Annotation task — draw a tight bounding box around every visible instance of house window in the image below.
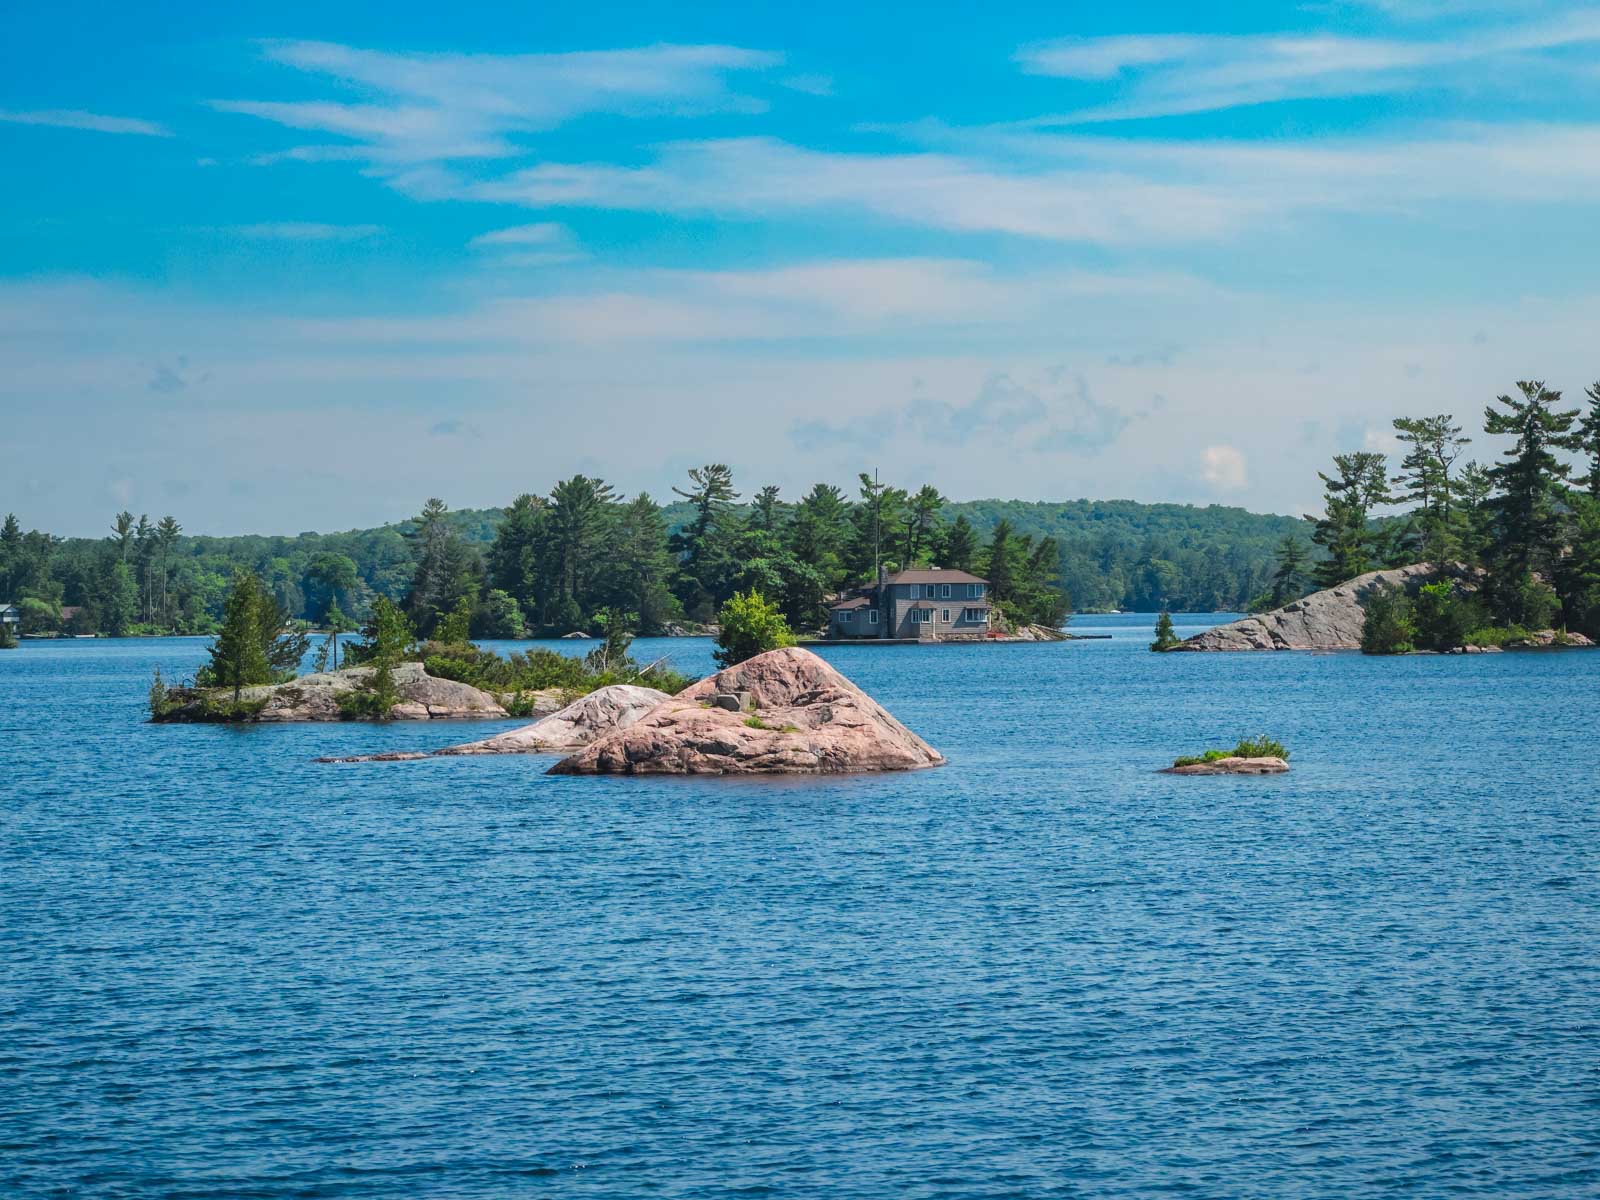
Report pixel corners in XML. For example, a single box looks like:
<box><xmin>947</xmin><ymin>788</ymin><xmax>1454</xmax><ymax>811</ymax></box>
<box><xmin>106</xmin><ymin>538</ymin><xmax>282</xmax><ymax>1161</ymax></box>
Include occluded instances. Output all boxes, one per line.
<box><xmin>963</xmin><ymin>608</ymin><xmax>987</xmax><ymax>622</ymax></box>
<box><xmin>940</xmin><ymin>584</ymin><xmax>951</xmax><ymax>598</ymax></box>
<box><xmin>909</xmin><ymin>584</ymin><xmax>920</xmax><ymax>599</ymax></box>
<box><xmin>969</xmin><ymin>583</ymin><xmax>984</xmax><ymax>598</ymax></box>
<box><xmin>869</xmin><ymin>610</ymin><xmax>879</xmax><ymax>625</ymax></box>
<box><xmin>909</xmin><ymin>608</ymin><xmax>921</xmax><ymax>623</ymax></box>
<box><xmin>839</xmin><ymin>610</ymin><xmax>853</xmax><ymax>621</ymax></box>
<box><xmin>941</xmin><ymin>609</ymin><xmax>951</xmax><ymax>623</ymax></box>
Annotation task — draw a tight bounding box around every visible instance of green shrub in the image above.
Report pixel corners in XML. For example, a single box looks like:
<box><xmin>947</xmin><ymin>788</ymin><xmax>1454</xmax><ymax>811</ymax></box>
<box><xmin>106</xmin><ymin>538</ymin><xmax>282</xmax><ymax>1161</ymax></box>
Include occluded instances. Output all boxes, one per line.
<box><xmin>714</xmin><ymin>589</ymin><xmax>795</xmax><ymax>668</ymax></box>
<box><xmin>1172</xmin><ymin>736</ymin><xmax>1288</xmax><ymax>767</ymax></box>
<box><xmin>147</xmin><ymin>668</ymin><xmax>174</xmax><ymax>720</ymax></box>
<box><xmin>1461</xmin><ymin>625</ymin><xmax>1528</xmax><ymax>648</ymax></box>
<box><xmin>1361</xmin><ymin>584</ymin><xmax>1416</xmax><ymax>655</ymax></box>
<box><xmin>1150</xmin><ymin>609</ymin><xmax>1182</xmax><ymax>652</ymax></box>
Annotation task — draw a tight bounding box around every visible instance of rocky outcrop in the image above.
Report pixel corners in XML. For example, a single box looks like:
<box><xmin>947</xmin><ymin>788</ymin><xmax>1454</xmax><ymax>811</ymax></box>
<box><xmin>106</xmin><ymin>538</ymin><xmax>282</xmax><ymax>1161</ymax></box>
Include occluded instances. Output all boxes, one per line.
<box><xmin>1174</xmin><ymin>564</ymin><xmax>1471</xmax><ymax>651</ymax></box>
<box><xmin>436</xmin><ymin>685</ymin><xmax>672</xmax><ymax>755</ymax></box>
<box><xmin>1161</xmin><ymin>756</ymin><xmax>1290</xmax><ymax>775</ymax></box>
<box><xmin>315</xmin><ymin>684</ymin><xmax>671</xmax><ymax>762</ymax></box>
<box><xmin>548</xmin><ymin>646</ymin><xmax>944</xmax><ymax>776</ymax></box>
<box><xmin>159</xmin><ymin>662</ymin><xmax>507</xmax><ymax>722</ymax></box>
<box><xmin>1505</xmin><ymin>629</ymin><xmax>1596</xmax><ymax>648</ymax></box>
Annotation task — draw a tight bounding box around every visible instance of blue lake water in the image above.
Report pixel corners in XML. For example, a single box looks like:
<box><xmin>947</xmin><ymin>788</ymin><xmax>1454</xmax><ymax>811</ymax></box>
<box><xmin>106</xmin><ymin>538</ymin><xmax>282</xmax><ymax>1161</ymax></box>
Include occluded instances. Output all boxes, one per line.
<box><xmin>3</xmin><ymin>614</ymin><xmax>1597</xmax><ymax>1198</ymax></box>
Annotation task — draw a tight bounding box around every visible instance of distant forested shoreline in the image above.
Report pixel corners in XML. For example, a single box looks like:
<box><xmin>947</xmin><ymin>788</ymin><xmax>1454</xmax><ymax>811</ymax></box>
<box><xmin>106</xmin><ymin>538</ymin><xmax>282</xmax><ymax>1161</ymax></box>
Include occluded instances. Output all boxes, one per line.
<box><xmin>0</xmin><ymin>478</ymin><xmax>1308</xmax><ymax>639</ymax></box>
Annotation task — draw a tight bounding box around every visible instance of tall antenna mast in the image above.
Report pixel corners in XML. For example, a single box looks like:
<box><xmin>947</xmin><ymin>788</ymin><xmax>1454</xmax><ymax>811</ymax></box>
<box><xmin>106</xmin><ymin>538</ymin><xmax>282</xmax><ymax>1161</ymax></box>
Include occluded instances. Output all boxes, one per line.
<box><xmin>873</xmin><ymin>467</ymin><xmax>881</xmax><ymax>583</ymax></box>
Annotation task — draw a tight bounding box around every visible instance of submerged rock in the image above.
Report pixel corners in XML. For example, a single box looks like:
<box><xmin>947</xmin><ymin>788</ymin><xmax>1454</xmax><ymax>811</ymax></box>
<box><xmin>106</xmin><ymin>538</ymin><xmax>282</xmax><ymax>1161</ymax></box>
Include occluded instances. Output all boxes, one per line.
<box><xmin>158</xmin><ymin>661</ymin><xmax>506</xmax><ymax>723</ymax></box>
<box><xmin>548</xmin><ymin>646</ymin><xmax>944</xmax><ymax>776</ymax></box>
<box><xmin>1174</xmin><ymin>564</ymin><xmax>1474</xmax><ymax>652</ymax></box>
<box><xmin>435</xmin><ymin>685</ymin><xmax>672</xmax><ymax>755</ymax></box>
<box><xmin>1161</xmin><ymin>756</ymin><xmax>1290</xmax><ymax>776</ymax></box>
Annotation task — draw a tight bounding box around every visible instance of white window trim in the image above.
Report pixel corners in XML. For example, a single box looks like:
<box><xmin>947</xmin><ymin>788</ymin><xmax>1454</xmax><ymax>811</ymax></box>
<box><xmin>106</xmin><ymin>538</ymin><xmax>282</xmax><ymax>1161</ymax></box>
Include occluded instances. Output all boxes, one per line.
<box><xmin>868</xmin><ymin>610</ymin><xmax>879</xmax><ymax>625</ymax></box>
<box><xmin>940</xmin><ymin>584</ymin><xmax>951</xmax><ymax>598</ymax></box>
<box><xmin>941</xmin><ymin>609</ymin><xmax>951</xmax><ymax>622</ymax></box>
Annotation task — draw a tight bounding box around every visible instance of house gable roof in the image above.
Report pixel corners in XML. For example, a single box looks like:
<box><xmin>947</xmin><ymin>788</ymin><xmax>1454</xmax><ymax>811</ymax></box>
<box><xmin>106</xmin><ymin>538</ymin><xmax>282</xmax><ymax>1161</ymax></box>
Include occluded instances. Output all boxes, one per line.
<box><xmin>883</xmin><ymin>568</ymin><xmax>987</xmax><ymax>586</ymax></box>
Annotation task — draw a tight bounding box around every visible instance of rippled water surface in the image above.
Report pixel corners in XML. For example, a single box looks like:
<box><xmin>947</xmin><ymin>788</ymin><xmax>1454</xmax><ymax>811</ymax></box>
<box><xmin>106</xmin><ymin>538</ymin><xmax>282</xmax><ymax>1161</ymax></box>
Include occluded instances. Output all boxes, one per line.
<box><xmin>4</xmin><ymin>616</ymin><xmax>1598</xmax><ymax>1198</ymax></box>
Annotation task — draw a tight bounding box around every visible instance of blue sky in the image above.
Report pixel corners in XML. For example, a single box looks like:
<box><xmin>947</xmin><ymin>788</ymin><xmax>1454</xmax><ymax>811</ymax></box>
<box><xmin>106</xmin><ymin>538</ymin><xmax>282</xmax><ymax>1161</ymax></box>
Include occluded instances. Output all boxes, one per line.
<box><xmin>5</xmin><ymin>0</ymin><xmax>1600</xmax><ymax>535</ymax></box>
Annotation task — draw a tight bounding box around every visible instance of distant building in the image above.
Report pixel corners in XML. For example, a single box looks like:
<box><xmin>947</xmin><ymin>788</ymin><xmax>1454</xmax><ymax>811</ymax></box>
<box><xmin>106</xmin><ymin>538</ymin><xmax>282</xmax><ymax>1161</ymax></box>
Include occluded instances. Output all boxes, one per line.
<box><xmin>0</xmin><ymin>602</ymin><xmax>19</xmax><ymax>635</ymax></box>
<box><xmin>827</xmin><ymin>569</ymin><xmax>991</xmax><ymax>640</ymax></box>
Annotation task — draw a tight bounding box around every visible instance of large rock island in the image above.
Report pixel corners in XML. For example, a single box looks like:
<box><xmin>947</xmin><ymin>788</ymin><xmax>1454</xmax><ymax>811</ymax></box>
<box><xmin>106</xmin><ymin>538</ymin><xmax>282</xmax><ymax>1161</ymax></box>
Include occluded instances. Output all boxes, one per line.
<box><xmin>549</xmin><ymin>646</ymin><xmax>944</xmax><ymax>776</ymax></box>
<box><xmin>1174</xmin><ymin>564</ymin><xmax>1460</xmax><ymax>652</ymax></box>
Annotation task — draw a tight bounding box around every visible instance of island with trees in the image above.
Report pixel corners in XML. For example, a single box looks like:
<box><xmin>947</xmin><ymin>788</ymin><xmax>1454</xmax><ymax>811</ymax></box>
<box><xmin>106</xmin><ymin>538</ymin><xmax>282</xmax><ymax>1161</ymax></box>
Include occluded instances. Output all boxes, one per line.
<box><xmin>1157</xmin><ymin>378</ymin><xmax>1600</xmax><ymax>653</ymax></box>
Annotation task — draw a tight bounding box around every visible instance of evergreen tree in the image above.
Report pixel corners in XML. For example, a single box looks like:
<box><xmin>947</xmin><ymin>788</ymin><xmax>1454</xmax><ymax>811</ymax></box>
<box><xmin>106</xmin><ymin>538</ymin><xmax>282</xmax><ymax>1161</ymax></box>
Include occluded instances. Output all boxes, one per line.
<box><xmin>488</xmin><ymin>493</ymin><xmax>545</xmax><ymax>614</ymax></box>
<box><xmin>984</xmin><ymin>519</ymin><xmax>1021</xmax><ymax>606</ymax></box>
<box><xmin>1483</xmin><ymin>381</ymin><xmax>1582</xmax><ymax>623</ymax></box>
<box><xmin>1391</xmin><ymin>414</ymin><xmax>1469</xmax><ymax>563</ymax></box>
<box><xmin>1454</xmin><ymin>461</ymin><xmax>1496</xmax><ymax>568</ymax></box>
<box><xmin>671</xmin><ymin>464</ymin><xmax>741</xmax><ymax>618</ymax></box>
<box><xmin>940</xmin><ymin>514</ymin><xmax>979</xmax><ymax>572</ymax></box>
<box><xmin>789</xmin><ymin>483</ymin><xmax>850</xmax><ymax>594</ymax></box>
<box><xmin>750</xmin><ymin>485</ymin><xmax>786</xmax><ymax>534</ymax></box>
<box><xmin>1307</xmin><ymin>452</ymin><xmax>1391</xmax><ymax>587</ymax></box>
<box><xmin>201</xmin><ymin>571</ymin><xmax>306</xmax><ymax>700</ymax></box>
<box><xmin>902</xmin><ymin>485</ymin><xmax>944</xmax><ymax>567</ymax></box>
<box><xmin>1150</xmin><ymin>609</ymin><xmax>1181</xmax><ymax>651</ymax></box>
<box><xmin>545</xmin><ymin>476</ymin><xmax>618</xmax><ymax>627</ymax></box>
<box><xmin>1269</xmin><ymin>537</ymin><xmax>1311</xmax><ymax>606</ymax></box>
<box><xmin>612</xmin><ymin>493</ymin><xmax>680</xmax><ymax>634</ymax></box>
<box><xmin>98</xmin><ymin>561</ymin><xmax>139</xmax><ymax>637</ymax></box>
<box><xmin>1577</xmin><ymin>381</ymin><xmax>1600</xmax><ymax>500</ymax></box>
<box><xmin>402</xmin><ymin>498</ymin><xmax>482</xmax><ymax>637</ymax></box>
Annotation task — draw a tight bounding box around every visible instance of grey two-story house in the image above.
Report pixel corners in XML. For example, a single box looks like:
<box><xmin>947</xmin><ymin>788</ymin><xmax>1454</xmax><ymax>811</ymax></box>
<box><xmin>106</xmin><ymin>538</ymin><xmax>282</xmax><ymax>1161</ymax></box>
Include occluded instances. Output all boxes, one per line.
<box><xmin>827</xmin><ymin>569</ymin><xmax>992</xmax><ymax>640</ymax></box>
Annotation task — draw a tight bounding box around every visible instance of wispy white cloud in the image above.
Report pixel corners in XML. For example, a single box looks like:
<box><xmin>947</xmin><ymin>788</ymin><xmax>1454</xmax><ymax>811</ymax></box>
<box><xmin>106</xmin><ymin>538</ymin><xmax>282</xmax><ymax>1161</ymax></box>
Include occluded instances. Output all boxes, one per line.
<box><xmin>1016</xmin><ymin>11</ymin><xmax>1600</xmax><ymax>120</ymax></box>
<box><xmin>459</xmin><ymin>121</ymin><xmax>1600</xmax><ymax>245</ymax></box>
<box><xmin>215</xmin><ymin>40</ymin><xmax>781</xmax><ymax>163</ymax></box>
<box><xmin>467</xmin><ymin>221</ymin><xmax>571</xmax><ymax>248</ymax></box>
<box><xmin>233</xmin><ymin>222</ymin><xmax>384</xmax><ymax>240</ymax></box>
<box><xmin>0</xmin><ymin>108</ymin><xmax>170</xmax><ymax>137</ymax></box>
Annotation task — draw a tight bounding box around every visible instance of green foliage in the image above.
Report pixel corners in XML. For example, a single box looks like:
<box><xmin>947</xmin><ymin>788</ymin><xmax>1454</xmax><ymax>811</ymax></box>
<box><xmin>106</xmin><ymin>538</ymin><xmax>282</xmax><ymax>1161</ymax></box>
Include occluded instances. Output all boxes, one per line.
<box><xmin>0</xmin><ymin>620</ymin><xmax>15</xmax><ymax>650</ymax></box>
<box><xmin>1460</xmin><ymin>625</ymin><xmax>1529</xmax><ymax>648</ymax></box>
<box><xmin>744</xmin><ymin>714</ymin><xmax>800</xmax><ymax>732</ymax></box>
<box><xmin>147</xmin><ymin>668</ymin><xmax>173</xmax><ymax>719</ymax></box>
<box><xmin>1410</xmin><ymin>582</ymin><xmax>1479</xmax><ymax>651</ymax></box>
<box><xmin>1360</xmin><ymin>584</ymin><xmax>1416</xmax><ymax>655</ymax></box>
<box><xmin>197</xmin><ymin>570</ymin><xmax>308</xmax><ymax>699</ymax></box>
<box><xmin>1173</xmin><ymin>736</ymin><xmax>1288</xmax><ymax>767</ymax></box>
<box><xmin>478</xmin><ymin>589</ymin><xmax>526</xmax><ymax>639</ymax></box>
<box><xmin>435</xmin><ymin>594</ymin><xmax>474</xmax><ymax>648</ymax></box>
<box><xmin>1308</xmin><ymin>452</ymin><xmax>1392</xmax><ymax>588</ymax></box>
<box><xmin>714</xmin><ymin>589</ymin><xmax>795</xmax><ymax>668</ymax></box>
<box><xmin>1150</xmin><ymin>609</ymin><xmax>1181</xmax><ymax>652</ymax></box>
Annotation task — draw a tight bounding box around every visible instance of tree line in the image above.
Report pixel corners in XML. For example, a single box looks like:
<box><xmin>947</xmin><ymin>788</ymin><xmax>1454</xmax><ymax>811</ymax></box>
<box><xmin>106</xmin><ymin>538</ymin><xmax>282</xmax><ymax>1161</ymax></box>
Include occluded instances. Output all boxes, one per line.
<box><xmin>4</xmin><ymin>472</ymin><xmax>1317</xmax><ymax>640</ymax></box>
<box><xmin>1282</xmin><ymin>378</ymin><xmax>1600</xmax><ymax>641</ymax></box>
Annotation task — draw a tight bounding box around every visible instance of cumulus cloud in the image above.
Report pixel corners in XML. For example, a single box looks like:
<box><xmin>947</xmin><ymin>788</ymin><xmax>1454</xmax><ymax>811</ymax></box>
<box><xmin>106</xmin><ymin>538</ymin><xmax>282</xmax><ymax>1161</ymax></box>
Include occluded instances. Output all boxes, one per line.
<box><xmin>1200</xmin><ymin>444</ymin><xmax>1249</xmax><ymax>492</ymax></box>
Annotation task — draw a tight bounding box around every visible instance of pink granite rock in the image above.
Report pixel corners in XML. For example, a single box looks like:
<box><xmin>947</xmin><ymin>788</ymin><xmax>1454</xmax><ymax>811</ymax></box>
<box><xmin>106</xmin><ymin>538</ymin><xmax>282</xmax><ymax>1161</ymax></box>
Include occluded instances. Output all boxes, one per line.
<box><xmin>548</xmin><ymin>647</ymin><xmax>944</xmax><ymax>776</ymax></box>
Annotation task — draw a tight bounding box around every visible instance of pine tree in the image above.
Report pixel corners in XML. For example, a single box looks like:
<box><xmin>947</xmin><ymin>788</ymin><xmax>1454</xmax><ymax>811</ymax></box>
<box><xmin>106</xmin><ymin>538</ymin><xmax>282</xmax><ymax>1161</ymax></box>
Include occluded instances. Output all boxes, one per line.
<box><xmin>204</xmin><ymin>571</ymin><xmax>274</xmax><ymax>700</ymax></box>
<box><xmin>1150</xmin><ymin>609</ymin><xmax>1181</xmax><ymax>651</ymax></box>
<box><xmin>1483</xmin><ymin>380</ymin><xmax>1582</xmax><ymax>623</ymax></box>
<box><xmin>1269</xmin><ymin>537</ymin><xmax>1310</xmax><ymax>606</ymax></box>
<box><xmin>1391</xmin><ymin>415</ymin><xmax>1469</xmax><ymax>563</ymax></box>
<box><xmin>1307</xmin><ymin>452</ymin><xmax>1391</xmax><ymax>587</ymax></box>
<box><xmin>940</xmin><ymin>515</ymin><xmax>979</xmax><ymax>572</ymax></box>
<box><xmin>1577</xmin><ymin>381</ymin><xmax>1600</xmax><ymax>500</ymax></box>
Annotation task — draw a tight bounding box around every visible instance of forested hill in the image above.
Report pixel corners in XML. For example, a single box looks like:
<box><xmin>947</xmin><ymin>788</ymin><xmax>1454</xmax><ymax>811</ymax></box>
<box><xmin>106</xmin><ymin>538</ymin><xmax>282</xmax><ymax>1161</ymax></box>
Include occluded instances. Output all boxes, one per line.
<box><xmin>310</xmin><ymin>496</ymin><xmax>1304</xmax><ymax>613</ymax></box>
<box><xmin>2</xmin><ymin>496</ymin><xmax>1305</xmax><ymax>636</ymax></box>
